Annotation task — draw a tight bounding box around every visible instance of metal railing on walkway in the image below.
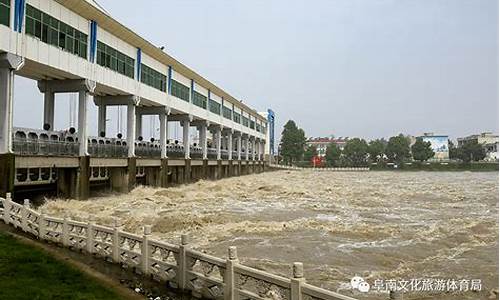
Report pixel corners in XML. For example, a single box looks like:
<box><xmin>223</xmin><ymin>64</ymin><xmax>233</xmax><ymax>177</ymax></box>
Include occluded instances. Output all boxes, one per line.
<box><xmin>0</xmin><ymin>194</ymin><xmax>357</xmax><ymax>300</ymax></box>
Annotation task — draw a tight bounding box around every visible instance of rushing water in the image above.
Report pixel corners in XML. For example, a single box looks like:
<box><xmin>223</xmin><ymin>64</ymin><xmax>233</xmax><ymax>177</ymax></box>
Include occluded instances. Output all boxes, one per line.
<box><xmin>41</xmin><ymin>171</ymin><xmax>498</xmax><ymax>299</ymax></box>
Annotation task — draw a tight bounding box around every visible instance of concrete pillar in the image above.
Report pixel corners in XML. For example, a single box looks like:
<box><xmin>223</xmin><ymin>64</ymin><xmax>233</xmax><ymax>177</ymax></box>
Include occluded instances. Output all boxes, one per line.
<box><xmin>202</xmin><ymin>159</ymin><xmax>208</xmax><ymax>179</ymax></box>
<box><xmin>159</xmin><ymin>113</ymin><xmax>167</xmax><ymax>159</ymax></box>
<box><xmin>262</xmin><ymin>140</ymin><xmax>265</xmax><ymax>161</ymax></box>
<box><xmin>182</xmin><ymin>120</ymin><xmax>190</xmax><ymax>159</ymax></box>
<box><xmin>127</xmin><ymin>102</ymin><xmax>136</xmax><ymax>157</ymax></box>
<box><xmin>237</xmin><ymin>134</ymin><xmax>242</xmax><ymax>161</ymax></box>
<box><xmin>228</xmin><ymin>132</ymin><xmax>233</xmax><ymax>160</ymax></box>
<box><xmin>78</xmin><ymin>90</ymin><xmax>90</xmax><ymax>157</ymax></box>
<box><xmin>43</xmin><ymin>91</ymin><xmax>55</xmax><ymax>131</ymax></box>
<box><xmin>135</xmin><ymin>112</ymin><xmax>142</xmax><ymax>139</ymax></box>
<box><xmin>0</xmin><ymin>66</ymin><xmax>14</xmax><ymax>155</ymax></box>
<box><xmin>98</xmin><ymin>103</ymin><xmax>106</xmax><ymax>137</ymax></box>
<box><xmin>0</xmin><ymin>54</ymin><xmax>24</xmax><ymax>198</ymax></box>
<box><xmin>0</xmin><ymin>53</ymin><xmax>23</xmax><ymax>155</ymax></box>
<box><xmin>245</xmin><ymin>136</ymin><xmax>250</xmax><ymax>161</ymax></box>
<box><xmin>199</xmin><ymin>124</ymin><xmax>208</xmax><ymax>160</ymax></box>
<box><xmin>215</xmin><ymin>127</ymin><xmax>221</xmax><ymax>160</ymax></box>
<box><xmin>76</xmin><ymin>156</ymin><xmax>90</xmax><ymax>199</ymax></box>
<box><xmin>160</xmin><ymin>158</ymin><xmax>169</xmax><ymax>187</ymax></box>
<box><xmin>256</xmin><ymin>138</ymin><xmax>261</xmax><ymax>161</ymax></box>
<box><xmin>185</xmin><ymin>158</ymin><xmax>191</xmax><ymax>183</ymax></box>
<box><xmin>252</xmin><ymin>137</ymin><xmax>256</xmax><ymax>161</ymax></box>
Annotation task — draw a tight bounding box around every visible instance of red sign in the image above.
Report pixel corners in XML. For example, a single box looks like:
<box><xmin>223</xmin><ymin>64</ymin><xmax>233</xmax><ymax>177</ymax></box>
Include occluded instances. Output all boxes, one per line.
<box><xmin>312</xmin><ymin>156</ymin><xmax>323</xmax><ymax>167</ymax></box>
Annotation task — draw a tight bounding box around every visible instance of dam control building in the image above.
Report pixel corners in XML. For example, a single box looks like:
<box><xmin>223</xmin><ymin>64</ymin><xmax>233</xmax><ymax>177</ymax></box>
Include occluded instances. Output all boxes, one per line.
<box><xmin>0</xmin><ymin>0</ymin><xmax>273</xmax><ymax>199</ymax></box>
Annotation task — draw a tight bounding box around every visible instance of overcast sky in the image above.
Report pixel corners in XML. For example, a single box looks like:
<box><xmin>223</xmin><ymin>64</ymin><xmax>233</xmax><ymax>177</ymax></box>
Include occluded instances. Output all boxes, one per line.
<box><xmin>13</xmin><ymin>0</ymin><xmax>499</xmax><ymax>141</ymax></box>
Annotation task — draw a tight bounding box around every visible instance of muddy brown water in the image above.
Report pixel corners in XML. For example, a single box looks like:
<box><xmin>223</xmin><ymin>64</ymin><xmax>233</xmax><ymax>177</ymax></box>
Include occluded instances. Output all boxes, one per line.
<box><xmin>40</xmin><ymin>171</ymin><xmax>499</xmax><ymax>300</ymax></box>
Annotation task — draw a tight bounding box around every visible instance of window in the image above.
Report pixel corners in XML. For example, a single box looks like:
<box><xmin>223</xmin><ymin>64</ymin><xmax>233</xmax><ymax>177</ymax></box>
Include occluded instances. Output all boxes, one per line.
<box><xmin>223</xmin><ymin>106</ymin><xmax>232</xmax><ymax>120</ymax></box>
<box><xmin>250</xmin><ymin>120</ymin><xmax>255</xmax><ymax>129</ymax></box>
<box><xmin>171</xmin><ymin>79</ymin><xmax>190</xmax><ymax>101</ymax></box>
<box><xmin>209</xmin><ymin>99</ymin><xmax>221</xmax><ymax>115</ymax></box>
<box><xmin>141</xmin><ymin>64</ymin><xmax>167</xmax><ymax>92</ymax></box>
<box><xmin>25</xmin><ymin>5</ymin><xmax>87</xmax><ymax>59</ymax></box>
<box><xmin>256</xmin><ymin>123</ymin><xmax>261</xmax><ymax>132</ymax></box>
<box><xmin>0</xmin><ymin>0</ymin><xmax>9</xmax><ymax>27</ymax></box>
<box><xmin>242</xmin><ymin>116</ymin><xmax>249</xmax><ymax>127</ymax></box>
<box><xmin>233</xmin><ymin>112</ymin><xmax>241</xmax><ymax>124</ymax></box>
<box><xmin>96</xmin><ymin>41</ymin><xmax>135</xmax><ymax>78</ymax></box>
<box><xmin>192</xmin><ymin>91</ymin><xmax>207</xmax><ymax>109</ymax></box>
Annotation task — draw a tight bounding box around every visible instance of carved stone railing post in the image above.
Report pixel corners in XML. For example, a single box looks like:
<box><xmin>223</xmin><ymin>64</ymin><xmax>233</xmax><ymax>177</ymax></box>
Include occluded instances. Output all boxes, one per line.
<box><xmin>224</xmin><ymin>246</ymin><xmax>239</xmax><ymax>300</ymax></box>
<box><xmin>86</xmin><ymin>216</ymin><xmax>95</xmax><ymax>254</ymax></box>
<box><xmin>112</xmin><ymin>217</ymin><xmax>120</xmax><ymax>263</ymax></box>
<box><xmin>3</xmin><ymin>193</ymin><xmax>11</xmax><ymax>225</ymax></box>
<box><xmin>21</xmin><ymin>199</ymin><xmax>29</xmax><ymax>232</ymax></box>
<box><xmin>38</xmin><ymin>208</ymin><xmax>46</xmax><ymax>239</ymax></box>
<box><xmin>291</xmin><ymin>262</ymin><xmax>305</xmax><ymax>300</ymax></box>
<box><xmin>142</xmin><ymin>225</ymin><xmax>152</xmax><ymax>275</ymax></box>
<box><xmin>177</xmin><ymin>234</ymin><xmax>189</xmax><ymax>291</ymax></box>
<box><xmin>62</xmin><ymin>215</ymin><xmax>69</xmax><ymax>247</ymax></box>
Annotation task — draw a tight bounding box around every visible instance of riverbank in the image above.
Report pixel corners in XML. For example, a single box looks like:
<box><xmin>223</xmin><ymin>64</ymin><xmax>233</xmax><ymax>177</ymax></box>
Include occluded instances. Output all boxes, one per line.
<box><xmin>370</xmin><ymin>162</ymin><xmax>498</xmax><ymax>171</ymax></box>
<box><xmin>290</xmin><ymin>161</ymin><xmax>499</xmax><ymax>171</ymax></box>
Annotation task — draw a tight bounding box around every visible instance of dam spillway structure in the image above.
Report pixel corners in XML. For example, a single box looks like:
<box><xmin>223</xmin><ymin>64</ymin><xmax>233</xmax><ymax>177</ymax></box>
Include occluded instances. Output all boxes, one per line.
<box><xmin>0</xmin><ymin>0</ymin><xmax>276</xmax><ymax>199</ymax></box>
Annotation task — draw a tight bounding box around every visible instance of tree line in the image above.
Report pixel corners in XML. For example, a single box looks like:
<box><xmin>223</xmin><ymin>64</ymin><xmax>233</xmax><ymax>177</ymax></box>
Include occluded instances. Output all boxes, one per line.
<box><xmin>279</xmin><ymin>120</ymin><xmax>486</xmax><ymax>167</ymax></box>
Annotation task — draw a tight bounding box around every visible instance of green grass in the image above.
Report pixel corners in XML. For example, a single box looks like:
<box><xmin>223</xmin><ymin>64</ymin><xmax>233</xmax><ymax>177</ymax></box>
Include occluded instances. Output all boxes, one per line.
<box><xmin>0</xmin><ymin>232</ymin><xmax>123</xmax><ymax>300</ymax></box>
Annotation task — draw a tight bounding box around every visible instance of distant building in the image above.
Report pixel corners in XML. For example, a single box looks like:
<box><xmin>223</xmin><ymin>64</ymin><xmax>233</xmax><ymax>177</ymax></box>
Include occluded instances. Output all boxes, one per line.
<box><xmin>259</xmin><ymin>109</ymin><xmax>276</xmax><ymax>160</ymax></box>
<box><xmin>458</xmin><ymin>132</ymin><xmax>499</xmax><ymax>161</ymax></box>
<box><xmin>306</xmin><ymin>137</ymin><xmax>347</xmax><ymax>157</ymax></box>
<box><xmin>418</xmin><ymin>133</ymin><xmax>449</xmax><ymax>160</ymax></box>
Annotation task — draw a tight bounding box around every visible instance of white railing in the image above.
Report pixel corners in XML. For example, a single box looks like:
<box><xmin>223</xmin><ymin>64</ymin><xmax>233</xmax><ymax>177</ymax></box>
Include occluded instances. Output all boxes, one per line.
<box><xmin>0</xmin><ymin>194</ymin><xmax>358</xmax><ymax>300</ymax></box>
<box><xmin>269</xmin><ymin>164</ymin><xmax>370</xmax><ymax>172</ymax></box>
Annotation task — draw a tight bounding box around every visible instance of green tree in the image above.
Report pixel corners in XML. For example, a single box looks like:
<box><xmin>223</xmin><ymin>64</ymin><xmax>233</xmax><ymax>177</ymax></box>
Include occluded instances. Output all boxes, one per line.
<box><xmin>303</xmin><ymin>145</ymin><xmax>318</xmax><ymax>162</ymax></box>
<box><xmin>457</xmin><ymin>140</ymin><xmax>486</xmax><ymax>162</ymax></box>
<box><xmin>343</xmin><ymin>138</ymin><xmax>369</xmax><ymax>166</ymax></box>
<box><xmin>325</xmin><ymin>142</ymin><xmax>342</xmax><ymax>166</ymax></box>
<box><xmin>368</xmin><ymin>139</ymin><xmax>386</xmax><ymax>162</ymax></box>
<box><xmin>448</xmin><ymin>139</ymin><xmax>459</xmax><ymax>160</ymax></box>
<box><xmin>279</xmin><ymin>120</ymin><xmax>306</xmax><ymax>165</ymax></box>
<box><xmin>411</xmin><ymin>138</ymin><xmax>435</xmax><ymax>161</ymax></box>
<box><xmin>386</xmin><ymin>134</ymin><xmax>411</xmax><ymax>163</ymax></box>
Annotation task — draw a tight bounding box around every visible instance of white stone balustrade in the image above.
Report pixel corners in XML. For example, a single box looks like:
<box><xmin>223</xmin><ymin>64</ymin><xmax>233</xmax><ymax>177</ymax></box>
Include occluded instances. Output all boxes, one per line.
<box><xmin>0</xmin><ymin>193</ymin><xmax>358</xmax><ymax>300</ymax></box>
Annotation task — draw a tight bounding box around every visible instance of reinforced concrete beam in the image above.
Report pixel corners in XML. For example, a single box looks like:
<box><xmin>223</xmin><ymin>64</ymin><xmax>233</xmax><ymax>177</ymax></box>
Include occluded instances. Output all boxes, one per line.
<box><xmin>169</xmin><ymin>114</ymin><xmax>193</xmax><ymax>122</ymax></box>
<box><xmin>136</xmin><ymin>106</ymin><xmax>170</xmax><ymax>116</ymax></box>
<box><xmin>192</xmin><ymin>120</ymin><xmax>210</xmax><ymax>127</ymax></box>
<box><xmin>94</xmin><ymin>95</ymin><xmax>141</xmax><ymax>106</ymax></box>
<box><xmin>38</xmin><ymin>79</ymin><xmax>96</xmax><ymax>94</ymax></box>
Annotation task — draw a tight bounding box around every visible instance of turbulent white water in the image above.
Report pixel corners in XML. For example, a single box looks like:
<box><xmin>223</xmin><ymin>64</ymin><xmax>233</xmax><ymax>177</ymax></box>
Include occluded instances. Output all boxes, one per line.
<box><xmin>41</xmin><ymin>171</ymin><xmax>499</xmax><ymax>300</ymax></box>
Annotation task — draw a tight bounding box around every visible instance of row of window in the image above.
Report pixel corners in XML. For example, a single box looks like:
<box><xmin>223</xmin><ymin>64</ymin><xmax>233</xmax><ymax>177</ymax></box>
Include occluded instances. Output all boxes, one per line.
<box><xmin>242</xmin><ymin>116</ymin><xmax>249</xmax><ymax>127</ymax></box>
<box><xmin>97</xmin><ymin>41</ymin><xmax>135</xmax><ymax>78</ymax></box>
<box><xmin>171</xmin><ymin>80</ymin><xmax>190</xmax><ymax>102</ymax></box>
<box><xmin>26</xmin><ymin>5</ymin><xmax>88</xmax><ymax>59</ymax></box>
<box><xmin>141</xmin><ymin>63</ymin><xmax>167</xmax><ymax>92</ymax></box>
<box><xmin>223</xmin><ymin>106</ymin><xmax>232</xmax><ymax>120</ymax></box>
<box><xmin>192</xmin><ymin>91</ymin><xmax>207</xmax><ymax>109</ymax></box>
<box><xmin>0</xmin><ymin>0</ymin><xmax>9</xmax><ymax>27</ymax></box>
<box><xmin>209</xmin><ymin>99</ymin><xmax>221</xmax><ymax>115</ymax></box>
<box><xmin>233</xmin><ymin>112</ymin><xmax>241</xmax><ymax>124</ymax></box>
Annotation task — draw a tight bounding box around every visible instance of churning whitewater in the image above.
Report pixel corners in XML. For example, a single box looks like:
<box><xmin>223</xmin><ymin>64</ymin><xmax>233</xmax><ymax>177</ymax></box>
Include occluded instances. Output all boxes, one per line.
<box><xmin>40</xmin><ymin>171</ymin><xmax>498</xmax><ymax>300</ymax></box>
